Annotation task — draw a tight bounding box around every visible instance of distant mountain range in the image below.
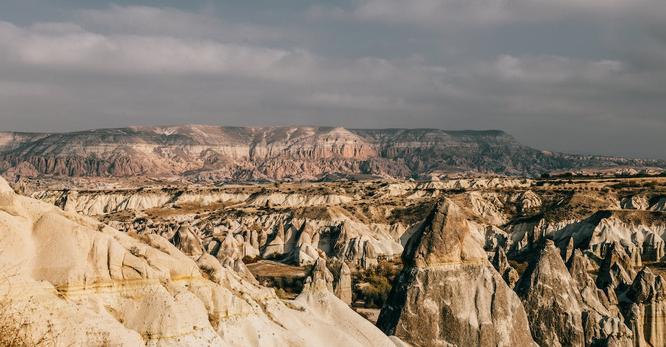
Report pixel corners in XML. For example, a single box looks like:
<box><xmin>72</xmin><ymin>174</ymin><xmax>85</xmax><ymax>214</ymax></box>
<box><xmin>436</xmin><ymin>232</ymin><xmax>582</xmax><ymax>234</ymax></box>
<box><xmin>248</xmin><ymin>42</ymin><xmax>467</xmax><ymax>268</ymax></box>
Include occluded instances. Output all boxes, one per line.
<box><xmin>0</xmin><ymin>125</ymin><xmax>664</xmax><ymax>181</ymax></box>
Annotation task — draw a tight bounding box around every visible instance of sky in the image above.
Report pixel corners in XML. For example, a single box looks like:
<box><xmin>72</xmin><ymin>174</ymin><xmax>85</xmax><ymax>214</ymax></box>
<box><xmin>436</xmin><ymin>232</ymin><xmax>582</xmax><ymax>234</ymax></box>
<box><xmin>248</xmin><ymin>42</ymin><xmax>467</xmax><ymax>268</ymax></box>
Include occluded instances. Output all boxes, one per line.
<box><xmin>0</xmin><ymin>1</ymin><xmax>665</xmax><ymax>159</ymax></box>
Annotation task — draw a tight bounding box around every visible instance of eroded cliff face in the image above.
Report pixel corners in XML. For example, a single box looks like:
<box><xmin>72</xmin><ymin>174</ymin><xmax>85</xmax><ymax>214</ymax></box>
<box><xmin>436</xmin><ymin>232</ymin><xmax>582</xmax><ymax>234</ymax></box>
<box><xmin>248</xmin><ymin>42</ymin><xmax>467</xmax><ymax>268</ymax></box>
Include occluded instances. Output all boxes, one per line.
<box><xmin>371</xmin><ymin>176</ymin><xmax>666</xmax><ymax>347</ymax></box>
<box><xmin>0</xmin><ymin>177</ymin><xmax>401</xmax><ymax>347</ymax></box>
<box><xmin>377</xmin><ymin>199</ymin><xmax>536</xmax><ymax>347</ymax></box>
<box><xmin>12</xmin><ymin>174</ymin><xmax>666</xmax><ymax>346</ymax></box>
<box><xmin>2</xmin><ymin>125</ymin><xmax>663</xmax><ymax>180</ymax></box>
<box><xmin>32</xmin><ymin>182</ymin><xmax>430</xmax><ymax>268</ymax></box>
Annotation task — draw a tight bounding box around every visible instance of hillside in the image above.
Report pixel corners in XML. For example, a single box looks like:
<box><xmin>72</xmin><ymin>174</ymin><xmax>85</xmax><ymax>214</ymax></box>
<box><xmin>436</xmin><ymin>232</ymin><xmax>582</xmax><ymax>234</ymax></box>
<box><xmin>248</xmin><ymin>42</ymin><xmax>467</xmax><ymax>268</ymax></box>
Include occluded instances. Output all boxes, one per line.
<box><xmin>0</xmin><ymin>125</ymin><xmax>663</xmax><ymax>181</ymax></box>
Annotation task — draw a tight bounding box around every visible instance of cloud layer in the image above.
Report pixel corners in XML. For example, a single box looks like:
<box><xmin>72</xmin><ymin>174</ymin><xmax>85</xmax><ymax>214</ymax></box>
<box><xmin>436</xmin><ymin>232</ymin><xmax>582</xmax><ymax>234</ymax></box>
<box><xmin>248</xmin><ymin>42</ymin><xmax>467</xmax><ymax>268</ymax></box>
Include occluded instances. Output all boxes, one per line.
<box><xmin>0</xmin><ymin>1</ymin><xmax>665</xmax><ymax>159</ymax></box>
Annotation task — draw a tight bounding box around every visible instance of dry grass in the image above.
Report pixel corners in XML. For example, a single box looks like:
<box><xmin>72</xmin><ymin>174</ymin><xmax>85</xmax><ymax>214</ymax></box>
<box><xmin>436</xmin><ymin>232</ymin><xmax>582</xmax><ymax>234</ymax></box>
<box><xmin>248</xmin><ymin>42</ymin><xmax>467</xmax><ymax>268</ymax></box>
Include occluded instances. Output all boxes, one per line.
<box><xmin>247</xmin><ymin>260</ymin><xmax>308</xmax><ymax>278</ymax></box>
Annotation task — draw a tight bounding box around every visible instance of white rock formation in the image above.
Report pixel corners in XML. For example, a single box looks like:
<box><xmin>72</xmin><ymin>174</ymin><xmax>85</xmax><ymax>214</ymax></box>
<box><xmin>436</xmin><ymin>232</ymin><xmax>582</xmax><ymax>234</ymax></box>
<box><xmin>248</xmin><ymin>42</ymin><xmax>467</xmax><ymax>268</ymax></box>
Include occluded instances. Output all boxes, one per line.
<box><xmin>377</xmin><ymin>199</ymin><xmax>536</xmax><ymax>347</ymax></box>
<box><xmin>0</xmin><ymin>177</ymin><xmax>400</xmax><ymax>346</ymax></box>
<box><xmin>622</xmin><ymin>195</ymin><xmax>650</xmax><ymax>210</ymax></box>
<box><xmin>332</xmin><ymin>261</ymin><xmax>353</xmax><ymax>305</ymax></box>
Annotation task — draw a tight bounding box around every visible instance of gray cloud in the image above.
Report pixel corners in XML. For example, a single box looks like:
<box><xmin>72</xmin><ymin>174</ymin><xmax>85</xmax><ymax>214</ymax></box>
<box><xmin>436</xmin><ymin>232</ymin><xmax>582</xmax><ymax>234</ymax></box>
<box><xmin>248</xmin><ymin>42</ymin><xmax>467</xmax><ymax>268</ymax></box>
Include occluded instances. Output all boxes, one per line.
<box><xmin>0</xmin><ymin>1</ymin><xmax>665</xmax><ymax>160</ymax></box>
<box><xmin>316</xmin><ymin>0</ymin><xmax>666</xmax><ymax>27</ymax></box>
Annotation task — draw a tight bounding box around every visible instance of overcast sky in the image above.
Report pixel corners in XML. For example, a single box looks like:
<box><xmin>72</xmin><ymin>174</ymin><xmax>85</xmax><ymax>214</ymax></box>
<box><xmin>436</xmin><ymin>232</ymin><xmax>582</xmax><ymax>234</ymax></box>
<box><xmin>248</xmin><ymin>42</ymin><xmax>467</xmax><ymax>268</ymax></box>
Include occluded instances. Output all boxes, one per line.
<box><xmin>0</xmin><ymin>1</ymin><xmax>665</xmax><ymax>159</ymax></box>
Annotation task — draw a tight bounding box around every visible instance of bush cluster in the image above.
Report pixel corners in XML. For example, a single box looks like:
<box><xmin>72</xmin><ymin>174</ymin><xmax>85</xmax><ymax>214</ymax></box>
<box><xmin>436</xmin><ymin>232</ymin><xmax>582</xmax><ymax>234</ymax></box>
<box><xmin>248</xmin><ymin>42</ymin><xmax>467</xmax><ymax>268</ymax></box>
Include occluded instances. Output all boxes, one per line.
<box><xmin>352</xmin><ymin>260</ymin><xmax>401</xmax><ymax>308</ymax></box>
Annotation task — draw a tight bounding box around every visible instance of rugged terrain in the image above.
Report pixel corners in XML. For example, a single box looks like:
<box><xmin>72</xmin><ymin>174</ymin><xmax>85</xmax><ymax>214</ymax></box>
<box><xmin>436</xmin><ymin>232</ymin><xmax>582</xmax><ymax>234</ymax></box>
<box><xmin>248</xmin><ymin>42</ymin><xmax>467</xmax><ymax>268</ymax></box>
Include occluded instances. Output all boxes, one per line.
<box><xmin>5</xmin><ymin>174</ymin><xmax>666</xmax><ymax>346</ymax></box>
<box><xmin>1</xmin><ymin>125</ymin><xmax>664</xmax><ymax>181</ymax></box>
<box><xmin>0</xmin><ymin>177</ymin><xmax>407</xmax><ymax>346</ymax></box>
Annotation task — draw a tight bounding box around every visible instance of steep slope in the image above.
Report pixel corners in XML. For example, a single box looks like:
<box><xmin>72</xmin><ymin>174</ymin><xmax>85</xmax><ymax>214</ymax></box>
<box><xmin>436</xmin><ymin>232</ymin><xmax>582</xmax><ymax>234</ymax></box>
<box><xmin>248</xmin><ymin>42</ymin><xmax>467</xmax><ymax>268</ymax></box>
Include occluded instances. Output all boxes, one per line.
<box><xmin>1</xmin><ymin>125</ymin><xmax>663</xmax><ymax>180</ymax></box>
<box><xmin>376</xmin><ymin>198</ymin><xmax>535</xmax><ymax>347</ymax></box>
<box><xmin>0</xmin><ymin>177</ymin><xmax>400</xmax><ymax>346</ymax></box>
<box><xmin>515</xmin><ymin>240</ymin><xmax>586</xmax><ymax>346</ymax></box>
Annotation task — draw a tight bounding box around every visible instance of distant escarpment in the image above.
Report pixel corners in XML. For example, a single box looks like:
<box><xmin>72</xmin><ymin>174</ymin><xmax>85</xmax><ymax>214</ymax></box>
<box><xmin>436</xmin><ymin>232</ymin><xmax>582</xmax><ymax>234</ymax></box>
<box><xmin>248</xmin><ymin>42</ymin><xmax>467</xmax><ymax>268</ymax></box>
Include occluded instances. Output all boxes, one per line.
<box><xmin>1</xmin><ymin>125</ymin><xmax>663</xmax><ymax>181</ymax></box>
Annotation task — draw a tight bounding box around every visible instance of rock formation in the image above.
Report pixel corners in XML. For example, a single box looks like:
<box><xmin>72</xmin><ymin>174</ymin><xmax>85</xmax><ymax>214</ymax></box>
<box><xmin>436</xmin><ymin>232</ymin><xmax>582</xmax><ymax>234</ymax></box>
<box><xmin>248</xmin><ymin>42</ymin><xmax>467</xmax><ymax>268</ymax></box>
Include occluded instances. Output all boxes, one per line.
<box><xmin>309</xmin><ymin>258</ymin><xmax>335</xmax><ymax>292</ymax></box>
<box><xmin>377</xmin><ymin>198</ymin><xmax>536</xmax><ymax>347</ymax></box>
<box><xmin>642</xmin><ymin>231</ymin><xmax>665</xmax><ymax>261</ymax></box>
<box><xmin>2</xmin><ymin>125</ymin><xmax>664</xmax><ymax>181</ymax></box>
<box><xmin>518</xmin><ymin>241</ymin><xmax>632</xmax><ymax>346</ymax></box>
<box><xmin>516</xmin><ymin>240</ymin><xmax>587</xmax><ymax>346</ymax></box>
<box><xmin>621</xmin><ymin>268</ymin><xmax>666</xmax><ymax>347</ymax></box>
<box><xmin>170</xmin><ymin>222</ymin><xmax>204</xmax><ymax>257</ymax></box>
<box><xmin>622</xmin><ymin>195</ymin><xmax>650</xmax><ymax>210</ymax></box>
<box><xmin>11</xmin><ymin>171</ymin><xmax>666</xmax><ymax>346</ymax></box>
<box><xmin>263</xmin><ymin>223</ymin><xmax>287</xmax><ymax>257</ymax></box>
<box><xmin>0</xmin><ymin>177</ymin><xmax>401</xmax><ymax>346</ymax></box>
<box><xmin>331</xmin><ymin>261</ymin><xmax>353</xmax><ymax>305</ymax></box>
<box><xmin>294</xmin><ymin>222</ymin><xmax>321</xmax><ymax>265</ymax></box>
<box><xmin>294</xmin><ymin>257</ymin><xmax>406</xmax><ymax>347</ymax></box>
<box><xmin>517</xmin><ymin>190</ymin><xmax>542</xmax><ymax>213</ymax></box>
<box><xmin>597</xmin><ymin>242</ymin><xmax>637</xmax><ymax>291</ymax></box>
<box><xmin>493</xmin><ymin>247</ymin><xmax>520</xmax><ymax>288</ymax></box>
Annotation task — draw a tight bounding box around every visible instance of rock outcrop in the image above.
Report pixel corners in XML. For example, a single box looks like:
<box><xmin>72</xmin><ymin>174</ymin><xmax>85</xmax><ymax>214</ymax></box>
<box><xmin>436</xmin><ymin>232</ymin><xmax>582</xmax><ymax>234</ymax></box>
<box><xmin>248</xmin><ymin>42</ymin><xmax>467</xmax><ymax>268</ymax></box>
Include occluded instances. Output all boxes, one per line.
<box><xmin>0</xmin><ymin>177</ymin><xmax>401</xmax><ymax>346</ymax></box>
<box><xmin>331</xmin><ymin>261</ymin><xmax>353</xmax><ymax>305</ymax></box>
<box><xmin>621</xmin><ymin>268</ymin><xmax>666</xmax><ymax>347</ymax></box>
<box><xmin>642</xmin><ymin>231</ymin><xmax>665</xmax><ymax>261</ymax></box>
<box><xmin>516</xmin><ymin>240</ymin><xmax>587</xmax><ymax>346</ymax></box>
<box><xmin>377</xmin><ymin>198</ymin><xmax>535</xmax><ymax>347</ymax></box>
<box><xmin>7</xmin><ymin>165</ymin><xmax>666</xmax><ymax>346</ymax></box>
<box><xmin>2</xmin><ymin>125</ymin><xmax>664</xmax><ymax>180</ymax></box>
<box><xmin>492</xmin><ymin>247</ymin><xmax>519</xmax><ymax>288</ymax></box>
<box><xmin>517</xmin><ymin>240</ymin><xmax>632</xmax><ymax>346</ymax></box>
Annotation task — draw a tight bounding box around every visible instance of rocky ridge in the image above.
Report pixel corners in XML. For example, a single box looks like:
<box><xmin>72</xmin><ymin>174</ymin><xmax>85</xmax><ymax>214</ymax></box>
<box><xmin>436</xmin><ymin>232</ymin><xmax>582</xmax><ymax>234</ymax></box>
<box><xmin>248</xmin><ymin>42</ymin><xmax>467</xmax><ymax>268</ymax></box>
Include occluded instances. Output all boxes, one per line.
<box><xmin>13</xmin><ymin>174</ymin><xmax>666</xmax><ymax>346</ymax></box>
<box><xmin>2</xmin><ymin>125</ymin><xmax>664</xmax><ymax>181</ymax></box>
<box><xmin>0</xmin><ymin>177</ymin><xmax>402</xmax><ymax>346</ymax></box>
<box><xmin>376</xmin><ymin>176</ymin><xmax>666</xmax><ymax>346</ymax></box>
<box><xmin>376</xmin><ymin>198</ymin><xmax>536</xmax><ymax>347</ymax></box>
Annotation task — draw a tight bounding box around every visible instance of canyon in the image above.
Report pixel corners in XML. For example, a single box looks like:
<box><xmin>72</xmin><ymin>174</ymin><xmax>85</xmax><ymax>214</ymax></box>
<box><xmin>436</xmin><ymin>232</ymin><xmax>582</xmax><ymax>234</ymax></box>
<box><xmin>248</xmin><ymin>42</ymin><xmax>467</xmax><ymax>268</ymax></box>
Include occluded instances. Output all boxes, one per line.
<box><xmin>2</xmin><ymin>127</ymin><xmax>666</xmax><ymax>346</ymax></box>
<box><xmin>2</xmin><ymin>172</ymin><xmax>666</xmax><ymax>345</ymax></box>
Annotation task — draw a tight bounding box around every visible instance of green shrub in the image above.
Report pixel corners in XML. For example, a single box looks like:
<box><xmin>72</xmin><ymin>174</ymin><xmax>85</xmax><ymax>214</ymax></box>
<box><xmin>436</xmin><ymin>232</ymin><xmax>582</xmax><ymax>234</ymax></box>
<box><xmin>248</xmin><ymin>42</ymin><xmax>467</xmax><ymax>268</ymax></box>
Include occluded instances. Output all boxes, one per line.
<box><xmin>352</xmin><ymin>259</ymin><xmax>401</xmax><ymax>308</ymax></box>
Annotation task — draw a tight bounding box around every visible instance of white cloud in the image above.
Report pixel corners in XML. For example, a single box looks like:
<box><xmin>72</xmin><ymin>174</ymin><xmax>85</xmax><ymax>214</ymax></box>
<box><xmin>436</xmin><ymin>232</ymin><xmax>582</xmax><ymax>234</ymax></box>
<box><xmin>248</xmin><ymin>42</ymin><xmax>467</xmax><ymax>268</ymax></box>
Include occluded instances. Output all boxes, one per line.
<box><xmin>490</xmin><ymin>55</ymin><xmax>623</xmax><ymax>83</ymax></box>
<box><xmin>0</xmin><ymin>18</ymin><xmax>641</xmax><ymax>121</ymax></box>
<box><xmin>0</xmin><ymin>20</ymin><xmax>313</xmax><ymax>79</ymax></box>
<box><xmin>78</xmin><ymin>5</ymin><xmax>285</xmax><ymax>42</ymax></box>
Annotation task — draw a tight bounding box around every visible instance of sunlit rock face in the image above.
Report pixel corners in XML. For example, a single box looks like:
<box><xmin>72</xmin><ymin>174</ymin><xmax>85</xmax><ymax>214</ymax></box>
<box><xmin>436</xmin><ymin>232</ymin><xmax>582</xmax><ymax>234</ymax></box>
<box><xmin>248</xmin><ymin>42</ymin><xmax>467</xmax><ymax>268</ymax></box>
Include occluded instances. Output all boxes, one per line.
<box><xmin>3</xmin><ymin>125</ymin><xmax>663</xmax><ymax>181</ymax></box>
<box><xmin>516</xmin><ymin>240</ymin><xmax>587</xmax><ymax>346</ymax></box>
<box><xmin>377</xmin><ymin>199</ymin><xmax>536</xmax><ymax>347</ymax></box>
<box><xmin>0</xmin><ymin>177</ymin><xmax>401</xmax><ymax>347</ymax></box>
<box><xmin>621</xmin><ymin>267</ymin><xmax>666</xmax><ymax>347</ymax></box>
<box><xmin>10</xmin><ymin>171</ymin><xmax>666</xmax><ymax>347</ymax></box>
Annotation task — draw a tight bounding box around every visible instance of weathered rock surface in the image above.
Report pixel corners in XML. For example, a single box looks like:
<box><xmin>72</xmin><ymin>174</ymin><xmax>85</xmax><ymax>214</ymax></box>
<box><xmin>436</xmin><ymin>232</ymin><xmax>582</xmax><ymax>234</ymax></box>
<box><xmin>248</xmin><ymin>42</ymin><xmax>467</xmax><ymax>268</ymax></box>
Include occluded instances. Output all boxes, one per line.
<box><xmin>516</xmin><ymin>240</ymin><xmax>587</xmax><ymax>346</ymax></box>
<box><xmin>621</xmin><ymin>268</ymin><xmax>666</xmax><ymax>347</ymax></box>
<box><xmin>2</xmin><ymin>125</ymin><xmax>664</xmax><ymax>180</ymax></box>
<box><xmin>0</xmin><ymin>177</ymin><xmax>400</xmax><ymax>346</ymax></box>
<box><xmin>377</xmin><ymin>198</ymin><xmax>536</xmax><ymax>347</ymax></box>
<box><xmin>34</xmin><ymin>184</ymin><xmax>409</xmax><ymax>268</ymax></box>
<box><xmin>331</xmin><ymin>261</ymin><xmax>353</xmax><ymax>305</ymax></box>
<box><xmin>518</xmin><ymin>241</ymin><xmax>633</xmax><ymax>346</ymax></box>
<box><xmin>12</xmin><ymin>174</ymin><xmax>666</xmax><ymax>346</ymax></box>
<box><xmin>492</xmin><ymin>247</ymin><xmax>519</xmax><ymax>288</ymax></box>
